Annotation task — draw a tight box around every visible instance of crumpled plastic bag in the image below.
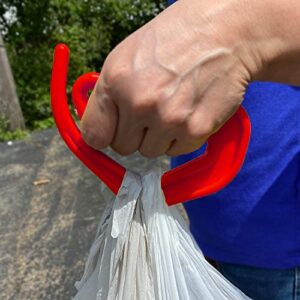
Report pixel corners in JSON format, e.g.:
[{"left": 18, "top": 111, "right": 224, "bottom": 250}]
[{"left": 73, "top": 169, "right": 251, "bottom": 300}]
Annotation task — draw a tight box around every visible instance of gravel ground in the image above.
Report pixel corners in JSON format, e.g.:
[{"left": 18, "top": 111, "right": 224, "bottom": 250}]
[{"left": 0, "top": 128, "right": 188, "bottom": 300}]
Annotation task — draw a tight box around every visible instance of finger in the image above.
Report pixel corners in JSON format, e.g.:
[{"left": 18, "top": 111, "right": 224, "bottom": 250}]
[
  {"left": 165, "top": 108, "right": 212, "bottom": 156},
  {"left": 139, "top": 128, "right": 175, "bottom": 158},
  {"left": 80, "top": 81, "right": 117, "bottom": 150},
  {"left": 165, "top": 138, "right": 207, "bottom": 157},
  {"left": 165, "top": 103, "right": 229, "bottom": 157},
  {"left": 110, "top": 116, "right": 146, "bottom": 156}
]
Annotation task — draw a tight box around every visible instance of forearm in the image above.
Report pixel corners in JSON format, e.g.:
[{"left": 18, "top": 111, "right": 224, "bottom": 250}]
[
  {"left": 169, "top": 0, "right": 300, "bottom": 86},
  {"left": 81, "top": 0, "right": 300, "bottom": 158},
  {"left": 248, "top": 0, "right": 300, "bottom": 86}
]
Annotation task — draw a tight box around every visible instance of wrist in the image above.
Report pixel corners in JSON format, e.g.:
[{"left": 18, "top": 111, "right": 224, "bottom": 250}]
[
  {"left": 158, "top": 0, "right": 300, "bottom": 85},
  {"left": 177, "top": 0, "right": 285, "bottom": 83},
  {"left": 245, "top": 0, "right": 300, "bottom": 84},
  {"left": 183, "top": 0, "right": 300, "bottom": 85}
]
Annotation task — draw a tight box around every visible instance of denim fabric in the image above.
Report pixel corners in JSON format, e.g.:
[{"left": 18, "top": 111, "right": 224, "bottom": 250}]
[{"left": 217, "top": 262, "right": 300, "bottom": 300}]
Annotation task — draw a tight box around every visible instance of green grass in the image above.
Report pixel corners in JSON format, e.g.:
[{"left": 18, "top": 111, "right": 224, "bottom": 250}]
[{"left": 0, "top": 116, "right": 29, "bottom": 142}]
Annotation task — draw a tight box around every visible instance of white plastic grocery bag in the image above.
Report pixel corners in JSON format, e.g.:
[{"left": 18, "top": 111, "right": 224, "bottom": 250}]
[{"left": 73, "top": 169, "right": 251, "bottom": 300}]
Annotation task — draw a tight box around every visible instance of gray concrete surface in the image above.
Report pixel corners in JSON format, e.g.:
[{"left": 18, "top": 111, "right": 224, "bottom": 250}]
[{"left": 0, "top": 128, "right": 172, "bottom": 300}]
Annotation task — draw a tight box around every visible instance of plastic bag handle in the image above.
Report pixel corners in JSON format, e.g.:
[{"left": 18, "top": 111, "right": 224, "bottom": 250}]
[{"left": 51, "top": 44, "right": 251, "bottom": 205}]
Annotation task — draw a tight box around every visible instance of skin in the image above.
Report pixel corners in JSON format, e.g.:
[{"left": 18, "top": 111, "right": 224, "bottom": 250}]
[{"left": 80, "top": 0, "right": 300, "bottom": 158}]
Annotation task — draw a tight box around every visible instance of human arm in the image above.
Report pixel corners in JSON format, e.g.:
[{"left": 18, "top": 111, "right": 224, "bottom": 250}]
[{"left": 80, "top": 0, "right": 300, "bottom": 158}]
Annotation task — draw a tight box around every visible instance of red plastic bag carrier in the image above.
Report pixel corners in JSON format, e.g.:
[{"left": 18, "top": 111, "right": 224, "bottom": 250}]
[{"left": 51, "top": 44, "right": 251, "bottom": 206}]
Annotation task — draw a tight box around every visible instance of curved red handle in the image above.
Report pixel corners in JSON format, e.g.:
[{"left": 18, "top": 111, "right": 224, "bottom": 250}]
[
  {"left": 51, "top": 43, "right": 251, "bottom": 205},
  {"left": 161, "top": 107, "right": 250, "bottom": 204},
  {"left": 51, "top": 44, "right": 125, "bottom": 194}
]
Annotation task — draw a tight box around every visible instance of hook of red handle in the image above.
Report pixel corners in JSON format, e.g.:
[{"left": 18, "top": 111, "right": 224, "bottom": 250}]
[{"left": 51, "top": 43, "right": 251, "bottom": 206}]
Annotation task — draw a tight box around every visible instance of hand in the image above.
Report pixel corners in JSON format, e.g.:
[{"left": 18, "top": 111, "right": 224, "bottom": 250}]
[{"left": 80, "top": 0, "right": 299, "bottom": 158}]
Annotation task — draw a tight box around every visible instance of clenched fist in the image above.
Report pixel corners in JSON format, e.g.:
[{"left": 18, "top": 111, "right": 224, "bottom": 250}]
[{"left": 80, "top": 0, "right": 300, "bottom": 157}]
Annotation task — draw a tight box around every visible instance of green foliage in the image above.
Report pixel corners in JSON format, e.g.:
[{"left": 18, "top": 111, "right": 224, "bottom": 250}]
[
  {"left": 0, "top": 116, "right": 28, "bottom": 142},
  {"left": 0, "top": 0, "right": 166, "bottom": 130}
]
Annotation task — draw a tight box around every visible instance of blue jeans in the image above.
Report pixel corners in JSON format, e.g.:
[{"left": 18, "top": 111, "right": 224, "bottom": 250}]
[{"left": 217, "top": 262, "right": 300, "bottom": 300}]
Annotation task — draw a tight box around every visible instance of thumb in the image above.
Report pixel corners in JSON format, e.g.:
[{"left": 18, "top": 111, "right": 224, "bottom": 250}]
[{"left": 80, "top": 84, "right": 117, "bottom": 150}]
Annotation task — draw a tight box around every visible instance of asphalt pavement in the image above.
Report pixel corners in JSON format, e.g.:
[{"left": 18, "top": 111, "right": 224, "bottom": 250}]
[{"left": 0, "top": 128, "right": 171, "bottom": 300}]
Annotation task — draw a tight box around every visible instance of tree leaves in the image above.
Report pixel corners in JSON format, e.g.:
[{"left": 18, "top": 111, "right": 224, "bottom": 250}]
[{"left": 0, "top": 0, "right": 165, "bottom": 129}]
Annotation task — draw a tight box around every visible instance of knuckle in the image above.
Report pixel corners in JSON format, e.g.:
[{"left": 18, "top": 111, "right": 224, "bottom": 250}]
[
  {"left": 201, "top": 121, "right": 215, "bottom": 135},
  {"left": 161, "top": 111, "right": 188, "bottom": 129},
  {"left": 81, "top": 128, "right": 100, "bottom": 149},
  {"left": 130, "top": 96, "right": 158, "bottom": 114},
  {"left": 102, "top": 64, "right": 130, "bottom": 89},
  {"left": 185, "top": 119, "right": 215, "bottom": 141},
  {"left": 130, "top": 87, "right": 169, "bottom": 115},
  {"left": 80, "top": 123, "right": 106, "bottom": 150}
]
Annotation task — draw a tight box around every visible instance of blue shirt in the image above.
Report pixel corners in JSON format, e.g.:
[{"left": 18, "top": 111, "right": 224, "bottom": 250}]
[{"left": 168, "top": 0, "right": 300, "bottom": 269}]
